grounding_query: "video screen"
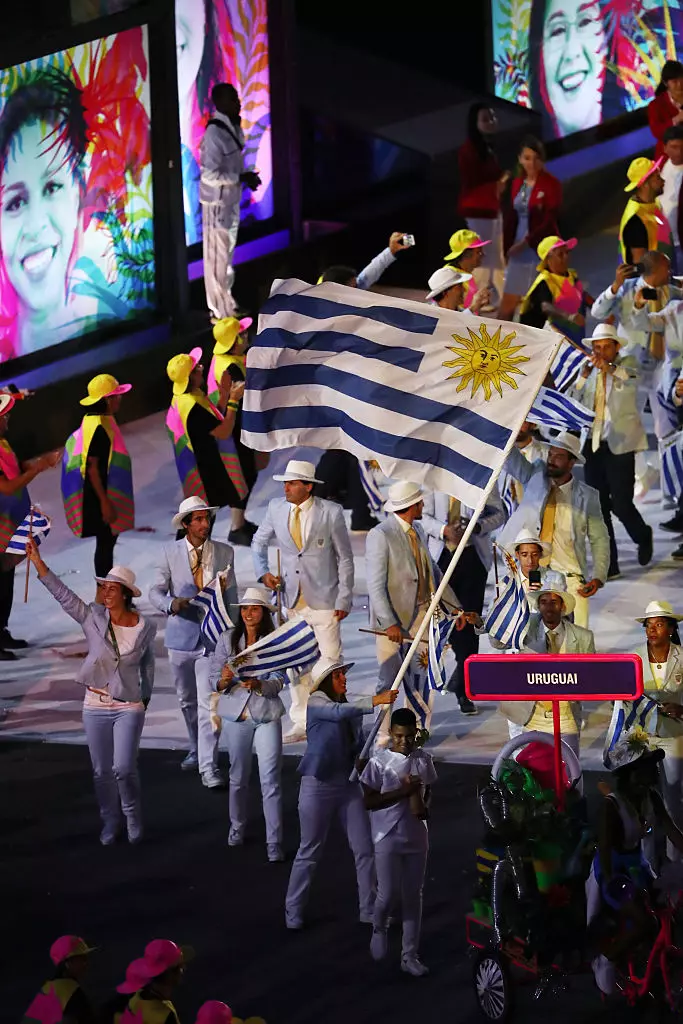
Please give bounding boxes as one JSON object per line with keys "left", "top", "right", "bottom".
{"left": 176, "top": 0, "right": 273, "bottom": 246}
{"left": 491, "top": 0, "right": 683, "bottom": 138}
{"left": 0, "top": 26, "right": 155, "bottom": 366}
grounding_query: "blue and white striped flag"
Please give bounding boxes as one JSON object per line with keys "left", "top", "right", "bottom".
{"left": 192, "top": 574, "right": 234, "bottom": 650}
{"left": 358, "top": 460, "right": 384, "bottom": 514}
{"left": 604, "top": 697, "right": 659, "bottom": 768}
{"left": 661, "top": 430, "right": 683, "bottom": 500}
{"left": 483, "top": 561, "right": 530, "bottom": 650}
{"left": 657, "top": 385, "right": 680, "bottom": 436}
{"left": 6, "top": 507, "right": 50, "bottom": 556}
{"left": 242, "top": 279, "right": 560, "bottom": 509}
{"left": 427, "top": 612, "right": 455, "bottom": 692}
{"left": 529, "top": 385, "right": 594, "bottom": 432}
{"left": 550, "top": 337, "right": 589, "bottom": 392}
{"left": 401, "top": 645, "right": 432, "bottom": 731}
{"left": 498, "top": 472, "right": 519, "bottom": 519}
{"left": 230, "top": 616, "right": 319, "bottom": 678}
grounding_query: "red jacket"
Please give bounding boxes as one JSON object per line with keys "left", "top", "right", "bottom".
{"left": 457, "top": 138, "right": 501, "bottom": 220}
{"left": 502, "top": 170, "right": 563, "bottom": 257}
{"left": 648, "top": 92, "right": 681, "bottom": 158}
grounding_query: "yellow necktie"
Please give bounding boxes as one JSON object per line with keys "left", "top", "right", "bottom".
{"left": 290, "top": 505, "right": 303, "bottom": 551}
{"left": 445, "top": 496, "right": 462, "bottom": 552}
{"left": 539, "top": 488, "right": 557, "bottom": 566}
{"left": 190, "top": 546, "right": 204, "bottom": 589}
{"left": 546, "top": 629, "right": 560, "bottom": 653}
{"left": 408, "top": 527, "right": 428, "bottom": 603}
{"left": 591, "top": 368, "right": 607, "bottom": 453}
{"left": 648, "top": 286, "right": 666, "bottom": 361}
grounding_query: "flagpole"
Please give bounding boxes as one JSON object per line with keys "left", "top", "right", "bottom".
{"left": 276, "top": 549, "right": 283, "bottom": 626}
{"left": 351, "top": 332, "right": 563, "bottom": 777}
{"left": 493, "top": 544, "right": 500, "bottom": 598}
{"left": 24, "top": 506, "right": 33, "bottom": 603}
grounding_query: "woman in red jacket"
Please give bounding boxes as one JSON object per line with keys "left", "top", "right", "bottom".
{"left": 649, "top": 60, "right": 683, "bottom": 159}
{"left": 457, "top": 102, "right": 509, "bottom": 304}
{"left": 499, "top": 136, "right": 562, "bottom": 321}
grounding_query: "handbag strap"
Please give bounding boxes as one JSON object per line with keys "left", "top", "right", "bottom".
{"left": 107, "top": 618, "right": 121, "bottom": 661}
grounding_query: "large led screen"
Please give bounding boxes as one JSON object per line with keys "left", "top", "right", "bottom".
{"left": 492, "top": 0, "right": 683, "bottom": 138}
{"left": 176, "top": 0, "right": 273, "bottom": 245}
{"left": 0, "top": 27, "right": 154, "bottom": 366}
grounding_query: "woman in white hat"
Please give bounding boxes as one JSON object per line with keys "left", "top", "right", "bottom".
{"left": 27, "top": 539, "right": 156, "bottom": 846}
{"left": 606, "top": 600, "right": 683, "bottom": 838}
{"left": 209, "top": 586, "right": 286, "bottom": 862}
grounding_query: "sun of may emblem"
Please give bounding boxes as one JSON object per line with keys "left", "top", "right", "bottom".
{"left": 443, "top": 323, "right": 529, "bottom": 401}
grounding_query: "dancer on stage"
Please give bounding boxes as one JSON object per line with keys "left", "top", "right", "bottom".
{"left": 61, "top": 374, "right": 134, "bottom": 580}
{"left": 166, "top": 348, "right": 248, "bottom": 530}
{"left": 0, "top": 392, "right": 59, "bottom": 660}
{"left": 28, "top": 540, "right": 155, "bottom": 845}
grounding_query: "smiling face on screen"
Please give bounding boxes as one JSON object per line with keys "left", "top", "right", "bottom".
{"left": 542, "top": 0, "right": 606, "bottom": 136}
{"left": 0, "top": 120, "right": 80, "bottom": 316}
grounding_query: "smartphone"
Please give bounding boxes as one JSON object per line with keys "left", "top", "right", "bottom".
{"left": 642, "top": 287, "right": 658, "bottom": 300}
{"left": 633, "top": 262, "right": 645, "bottom": 275}
{"left": 528, "top": 569, "right": 542, "bottom": 585}
{"left": 402, "top": 234, "right": 416, "bottom": 247}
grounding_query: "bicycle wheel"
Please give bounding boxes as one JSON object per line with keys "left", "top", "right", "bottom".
{"left": 473, "top": 949, "right": 515, "bottom": 1022}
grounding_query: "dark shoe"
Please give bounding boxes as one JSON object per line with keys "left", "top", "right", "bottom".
{"left": 660, "top": 514, "right": 683, "bottom": 534}
{"left": 0, "top": 631, "right": 28, "bottom": 649}
{"left": 607, "top": 564, "right": 621, "bottom": 581}
{"left": 0, "top": 648, "right": 17, "bottom": 661}
{"left": 672, "top": 543, "right": 683, "bottom": 561}
{"left": 637, "top": 526, "right": 654, "bottom": 567}
{"left": 242, "top": 520, "right": 258, "bottom": 537}
{"left": 459, "top": 697, "right": 479, "bottom": 716}
{"left": 181, "top": 752, "right": 199, "bottom": 772}
{"left": 228, "top": 527, "right": 254, "bottom": 547}
{"left": 351, "top": 515, "right": 379, "bottom": 533}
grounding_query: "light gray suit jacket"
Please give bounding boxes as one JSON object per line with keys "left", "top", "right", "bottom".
{"left": 149, "top": 539, "right": 237, "bottom": 653}
{"left": 421, "top": 490, "right": 505, "bottom": 570}
{"left": 209, "top": 630, "right": 286, "bottom": 723}
{"left": 497, "top": 447, "right": 610, "bottom": 584}
{"left": 499, "top": 614, "right": 596, "bottom": 726}
{"left": 252, "top": 497, "right": 354, "bottom": 612}
{"left": 366, "top": 515, "right": 458, "bottom": 630}
{"left": 569, "top": 357, "right": 647, "bottom": 455}
{"left": 635, "top": 642, "right": 683, "bottom": 739}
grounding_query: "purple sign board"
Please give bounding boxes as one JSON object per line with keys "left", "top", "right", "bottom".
{"left": 465, "top": 654, "right": 643, "bottom": 703}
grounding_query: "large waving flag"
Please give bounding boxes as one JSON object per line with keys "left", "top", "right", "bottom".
{"left": 358, "top": 460, "right": 384, "bottom": 514}
{"left": 661, "top": 430, "right": 683, "bottom": 500}
{"left": 427, "top": 612, "right": 455, "bottom": 692}
{"left": 483, "top": 556, "right": 530, "bottom": 651}
{"left": 604, "top": 697, "right": 659, "bottom": 768}
{"left": 230, "top": 616, "right": 319, "bottom": 678}
{"left": 192, "top": 573, "right": 234, "bottom": 650}
{"left": 6, "top": 507, "right": 50, "bottom": 557}
{"left": 529, "top": 385, "right": 594, "bottom": 432}
{"left": 242, "top": 280, "right": 560, "bottom": 508}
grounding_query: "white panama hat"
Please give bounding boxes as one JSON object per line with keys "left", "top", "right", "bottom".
{"left": 585, "top": 323, "right": 627, "bottom": 346}
{"left": 310, "top": 658, "right": 355, "bottom": 691}
{"left": 507, "top": 529, "right": 550, "bottom": 559}
{"left": 528, "top": 568, "right": 575, "bottom": 616}
{"left": 272, "top": 459, "right": 322, "bottom": 484}
{"left": 384, "top": 480, "right": 424, "bottom": 513}
{"left": 636, "top": 599, "right": 683, "bottom": 623}
{"left": 171, "top": 496, "right": 219, "bottom": 530}
{"left": 235, "top": 586, "right": 276, "bottom": 610}
{"left": 94, "top": 566, "right": 141, "bottom": 598}
{"left": 426, "top": 266, "right": 472, "bottom": 302}
{"left": 540, "top": 429, "right": 585, "bottom": 466}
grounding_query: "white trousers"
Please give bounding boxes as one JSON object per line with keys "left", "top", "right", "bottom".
{"left": 507, "top": 718, "right": 580, "bottom": 758}
{"left": 223, "top": 718, "right": 283, "bottom": 846}
{"left": 201, "top": 197, "right": 240, "bottom": 320}
{"left": 168, "top": 650, "right": 220, "bottom": 774}
{"left": 373, "top": 835, "right": 428, "bottom": 958}
{"left": 286, "top": 605, "right": 342, "bottom": 732}
{"left": 466, "top": 215, "right": 505, "bottom": 303}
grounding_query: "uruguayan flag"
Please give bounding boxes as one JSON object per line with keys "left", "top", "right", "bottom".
{"left": 6, "top": 507, "right": 50, "bottom": 556}
{"left": 358, "top": 460, "right": 384, "bottom": 514}
{"left": 427, "top": 613, "right": 455, "bottom": 692}
{"left": 401, "top": 645, "right": 432, "bottom": 731}
{"left": 550, "top": 337, "right": 589, "bottom": 392}
{"left": 192, "top": 574, "right": 234, "bottom": 650}
{"left": 483, "top": 565, "right": 530, "bottom": 650}
{"left": 230, "top": 616, "right": 319, "bottom": 678}
{"left": 604, "top": 697, "right": 659, "bottom": 768}
{"left": 243, "top": 280, "right": 560, "bottom": 509}
{"left": 499, "top": 472, "right": 519, "bottom": 519}
{"left": 661, "top": 430, "right": 683, "bottom": 500}
{"left": 657, "top": 385, "right": 680, "bottom": 435}
{"left": 529, "top": 385, "right": 594, "bottom": 432}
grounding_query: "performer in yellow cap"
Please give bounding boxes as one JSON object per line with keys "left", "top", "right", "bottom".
{"left": 619, "top": 156, "right": 669, "bottom": 265}
{"left": 519, "top": 235, "right": 592, "bottom": 332}
{"left": 61, "top": 374, "right": 133, "bottom": 579}
{"left": 166, "top": 347, "right": 248, "bottom": 537}
{"left": 442, "top": 229, "right": 493, "bottom": 312}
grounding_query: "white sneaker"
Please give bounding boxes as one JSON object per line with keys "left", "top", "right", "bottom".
{"left": 401, "top": 954, "right": 429, "bottom": 977}
{"left": 591, "top": 954, "right": 615, "bottom": 995}
{"left": 201, "top": 768, "right": 226, "bottom": 789}
{"left": 228, "top": 827, "right": 244, "bottom": 847}
{"left": 370, "top": 929, "right": 388, "bottom": 961}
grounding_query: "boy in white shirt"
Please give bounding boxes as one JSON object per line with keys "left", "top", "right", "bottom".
{"left": 360, "top": 708, "right": 437, "bottom": 977}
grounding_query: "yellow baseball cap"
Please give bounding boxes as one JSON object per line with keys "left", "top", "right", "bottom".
{"left": 212, "top": 316, "right": 252, "bottom": 355}
{"left": 167, "top": 347, "right": 203, "bottom": 396}
{"left": 80, "top": 374, "right": 132, "bottom": 406}
{"left": 625, "top": 155, "right": 664, "bottom": 192}
{"left": 536, "top": 234, "right": 577, "bottom": 267}
{"left": 443, "top": 229, "right": 490, "bottom": 262}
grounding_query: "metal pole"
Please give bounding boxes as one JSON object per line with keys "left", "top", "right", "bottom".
{"left": 552, "top": 702, "right": 565, "bottom": 812}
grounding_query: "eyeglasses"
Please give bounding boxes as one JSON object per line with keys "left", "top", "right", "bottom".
{"left": 544, "top": 4, "right": 603, "bottom": 48}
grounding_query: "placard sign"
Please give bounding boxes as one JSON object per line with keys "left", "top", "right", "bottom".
{"left": 465, "top": 653, "right": 643, "bottom": 703}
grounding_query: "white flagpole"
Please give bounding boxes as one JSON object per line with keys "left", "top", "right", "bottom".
{"left": 352, "top": 333, "right": 562, "bottom": 776}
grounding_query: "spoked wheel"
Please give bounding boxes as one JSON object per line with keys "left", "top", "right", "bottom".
{"left": 473, "top": 949, "right": 514, "bottom": 1022}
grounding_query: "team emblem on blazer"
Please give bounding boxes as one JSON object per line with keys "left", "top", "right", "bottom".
{"left": 443, "top": 323, "right": 529, "bottom": 401}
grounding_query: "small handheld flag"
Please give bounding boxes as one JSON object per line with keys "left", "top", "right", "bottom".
{"left": 427, "top": 612, "right": 455, "bottom": 693}
{"left": 192, "top": 573, "right": 234, "bottom": 650}
{"left": 358, "top": 460, "right": 384, "bottom": 514}
{"left": 6, "top": 507, "right": 50, "bottom": 557}
{"left": 482, "top": 550, "right": 530, "bottom": 650}
{"left": 230, "top": 616, "right": 319, "bottom": 678}
{"left": 661, "top": 430, "right": 683, "bottom": 500}
{"left": 529, "top": 385, "right": 594, "bottom": 433}
{"left": 604, "top": 697, "right": 659, "bottom": 768}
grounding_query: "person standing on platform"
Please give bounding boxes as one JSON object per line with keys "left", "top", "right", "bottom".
{"left": 457, "top": 103, "right": 508, "bottom": 301}
{"left": 660, "top": 126, "right": 683, "bottom": 272}
{"left": 206, "top": 315, "right": 260, "bottom": 547}
{"left": 619, "top": 157, "right": 668, "bottom": 266}
{"left": 210, "top": 587, "right": 285, "bottom": 861}
{"left": 200, "top": 83, "right": 261, "bottom": 321}
{"left": 61, "top": 374, "right": 134, "bottom": 582}
{"left": 0, "top": 393, "right": 59, "bottom": 660}
{"left": 361, "top": 707, "right": 437, "bottom": 977}
{"left": 253, "top": 460, "right": 354, "bottom": 743}
{"left": 499, "top": 136, "right": 562, "bottom": 321}
{"left": 441, "top": 228, "right": 493, "bottom": 311}
{"left": 166, "top": 347, "right": 248, "bottom": 531}
{"left": 519, "top": 236, "right": 591, "bottom": 331}
{"left": 28, "top": 541, "right": 155, "bottom": 845}
{"left": 422, "top": 488, "right": 504, "bottom": 715}
{"left": 570, "top": 324, "right": 652, "bottom": 579}
{"left": 500, "top": 431, "right": 609, "bottom": 627}
{"left": 284, "top": 658, "right": 397, "bottom": 931}
{"left": 648, "top": 60, "right": 683, "bottom": 159}
{"left": 21, "top": 935, "right": 97, "bottom": 1024}
{"left": 150, "top": 497, "right": 237, "bottom": 787}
